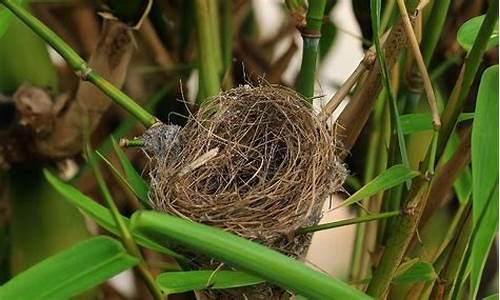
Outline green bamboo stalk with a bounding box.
[299,211,401,234]
[207,0,223,76]
[431,206,473,299]
[436,1,498,156]
[350,93,386,281]
[0,0,158,128]
[420,0,451,66]
[365,177,430,298]
[296,0,326,100]
[194,0,221,102]
[221,0,234,88]
[86,145,163,300]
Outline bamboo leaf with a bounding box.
[156,270,264,295]
[483,293,499,300]
[335,165,420,209]
[400,113,474,135]
[457,15,499,52]
[469,184,498,299]
[470,65,499,298]
[472,65,499,223]
[0,236,138,300]
[0,0,22,40]
[111,137,150,205]
[130,211,371,299]
[393,261,437,284]
[43,170,183,260]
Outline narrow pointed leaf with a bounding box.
[470,65,499,298]
[336,165,420,209]
[111,137,149,205]
[0,236,138,300]
[43,170,183,259]
[156,271,264,295]
[130,211,371,299]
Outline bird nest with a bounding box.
[144,84,346,297]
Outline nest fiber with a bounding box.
[147,85,346,258]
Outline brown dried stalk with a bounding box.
[336,19,407,153]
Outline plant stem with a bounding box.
[421,0,451,66]
[365,177,430,298]
[0,0,157,128]
[299,211,401,233]
[437,1,498,156]
[194,0,221,102]
[395,0,440,129]
[296,0,326,100]
[87,147,163,300]
[430,206,472,299]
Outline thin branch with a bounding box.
[298,210,400,234]
[318,50,376,123]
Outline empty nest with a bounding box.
[146,84,346,258]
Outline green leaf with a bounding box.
[0,0,22,40]
[111,137,150,206]
[156,270,264,295]
[457,15,499,52]
[483,293,499,300]
[0,236,138,300]
[336,165,420,209]
[400,113,474,135]
[43,170,184,260]
[393,260,436,284]
[130,211,371,300]
[472,65,499,222]
[470,65,499,298]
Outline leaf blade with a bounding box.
[470,65,499,298]
[43,170,183,259]
[156,271,264,295]
[130,211,371,300]
[336,165,420,209]
[0,236,138,300]
[457,15,499,52]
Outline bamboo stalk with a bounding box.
[365,177,431,297]
[86,146,163,300]
[296,0,326,100]
[0,0,158,127]
[421,0,452,66]
[436,1,498,156]
[194,0,221,102]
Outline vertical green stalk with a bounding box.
[437,1,498,156]
[296,0,326,100]
[194,0,221,102]
[420,0,451,66]
[350,93,386,281]
[86,146,163,300]
[221,0,234,88]
[0,0,157,127]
